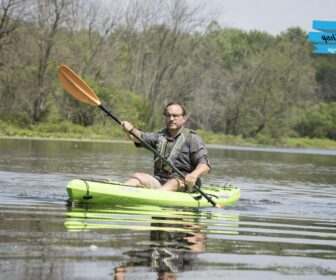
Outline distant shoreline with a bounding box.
[0,135,130,144]
[1,135,335,155]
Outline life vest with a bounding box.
[154,128,191,177]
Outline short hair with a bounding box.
[164,102,186,116]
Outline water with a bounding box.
[0,138,335,279]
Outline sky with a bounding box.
[100,0,335,35]
[190,0,336,35]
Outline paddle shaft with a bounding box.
[99,104,218,207]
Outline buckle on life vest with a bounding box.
[162,171,173,179]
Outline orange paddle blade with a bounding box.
[58,64,101,106]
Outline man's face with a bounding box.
[164,104,186,131]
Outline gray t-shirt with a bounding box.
[137,128,211,178]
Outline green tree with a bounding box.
[117,0,206,129]
[295,102,336,139]
[189,27,316,139]
[313,55,336,102]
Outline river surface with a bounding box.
[0,138,335,280]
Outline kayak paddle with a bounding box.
[58,64,222,208]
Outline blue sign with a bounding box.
[313,45,336,54]
[308,32,336,44]
[308,20,336,54]
[312,20,336,32]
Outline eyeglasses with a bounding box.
[164,114,183,119]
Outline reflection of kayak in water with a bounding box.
[64,204,240,236]
[66,179,240,207]
[64,204,239,277]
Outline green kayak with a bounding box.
[66,179,240,207]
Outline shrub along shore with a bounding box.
[1,120,336,150]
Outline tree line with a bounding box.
[0,0,335,140]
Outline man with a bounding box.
[122,102,210,192]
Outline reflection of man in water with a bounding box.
[150,219,206,273]
[113,216,206,279]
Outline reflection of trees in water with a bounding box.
[114,215,207,280]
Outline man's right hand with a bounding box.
[121,121,134,133]
[121,121,141,143]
